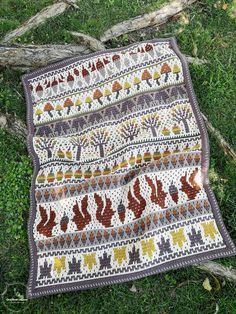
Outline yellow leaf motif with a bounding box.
[113,247,127,265]
[53,256,66,275]
[202,221,218,240]
[171,228,186,248]
[83,253,97,271]
[141,238,156,258]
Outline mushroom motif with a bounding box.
[173,64,181,80]
[123,81,131,94]
[36,83,43,98]
[44,103,54,118]
[67,72,74,88]
[133,77,141,90]
[35,108,43,121]
[55,104,63,116]
[112,81,122,99]
[104,89,112,101]
[93,89,103,105]
[51,78,58,93]
[85,96,93,109]
[153,71,161,85]
[161,63,171,82]
[112,54,121,69]
[145,43,154,58]
[75,98,82,111]
[82,66,90,84]
[96,59,105,77]
[64,98,74,115]
[141,69,152,87]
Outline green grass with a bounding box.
[0,0,236,313]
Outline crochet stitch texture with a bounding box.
[22,38,236,299]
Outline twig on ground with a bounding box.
[100,0,197,42]
[202,113,236,163]
[69,31,106,51]
[0,113,27,143]
[185,55,209,65]
[1,1,77,44]
[196,261,236,282]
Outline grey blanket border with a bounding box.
[22,37,236,299]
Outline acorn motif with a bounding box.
[94,167,101,177]
[103,165,111,175]
[136,152,142,164]
[153,148,162,160]
[60,213,69,232]
[117,200,126,223]
[56,168,64,181]
[47,169,55,183]
[37,172,45,184]
[129,154,136,166]
[169,182,179,204]
[84,167,92,179]
[144,150,152,162]
[64,169,73,179]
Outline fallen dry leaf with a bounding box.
[203,277,212,291]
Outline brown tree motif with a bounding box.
[90,128,109,157]
[142,113,160,137]
[172,105,192,134]
[34,137,56,159]
[70,135,88,161]
[120,119,139,141]
[37,205,56,237]
[72,195,91,231]
[94,193,115,227]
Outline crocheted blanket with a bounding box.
[22,38,236,299]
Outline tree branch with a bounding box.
[202,113,236,164]
[0,113,27,144]
[196,261,236,282]
[0,44,91,69]
[69,31,106,51]
[1,1,77,44]
[100,0,197,42]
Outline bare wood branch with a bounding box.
[202,113,236,163]
[0,113,27,143]
[100,0,197,42]
[62,0,79,9]
[196,261,236,282]
[185,55,209,65]
[0,43,207,70]
[69,31,106,51]
[1,1,74,44]
[0,44,91,69]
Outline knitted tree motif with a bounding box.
[70,135,88,161]
[34,137,56,159]
[90,128,109,157]
[172,105,192,134]
[142,113,160,137]
[120,119,139,141]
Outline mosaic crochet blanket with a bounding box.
[22,38,236,299]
